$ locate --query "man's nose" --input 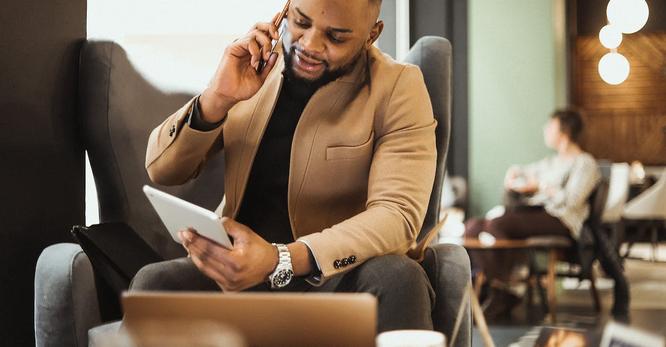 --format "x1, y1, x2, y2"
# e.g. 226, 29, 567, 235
300, 29, 325, 56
